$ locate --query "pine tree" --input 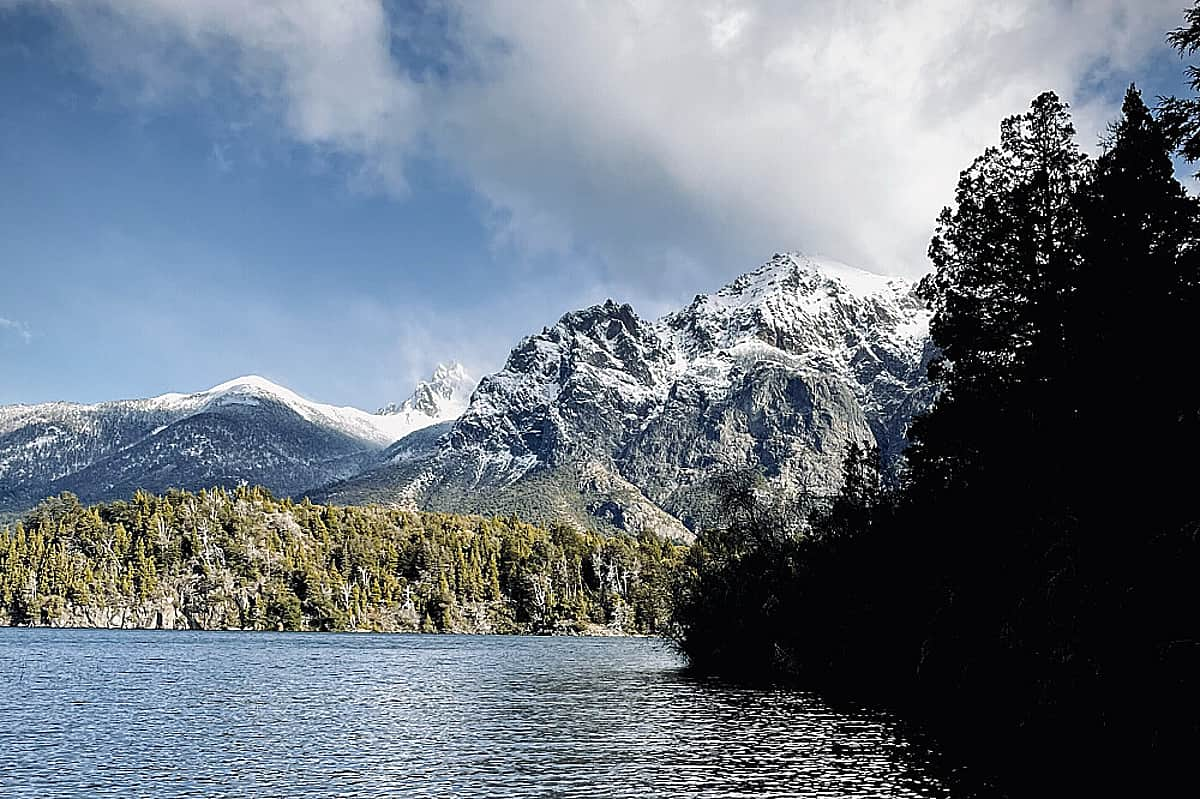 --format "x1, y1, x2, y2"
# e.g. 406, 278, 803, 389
897, 93, 1093, 778
486, 548, 502, 601
1159, 3, 1200, 167
1072, 85, 1199, 500
912, 91, 1087, 495
1069, 84, 1200, 771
